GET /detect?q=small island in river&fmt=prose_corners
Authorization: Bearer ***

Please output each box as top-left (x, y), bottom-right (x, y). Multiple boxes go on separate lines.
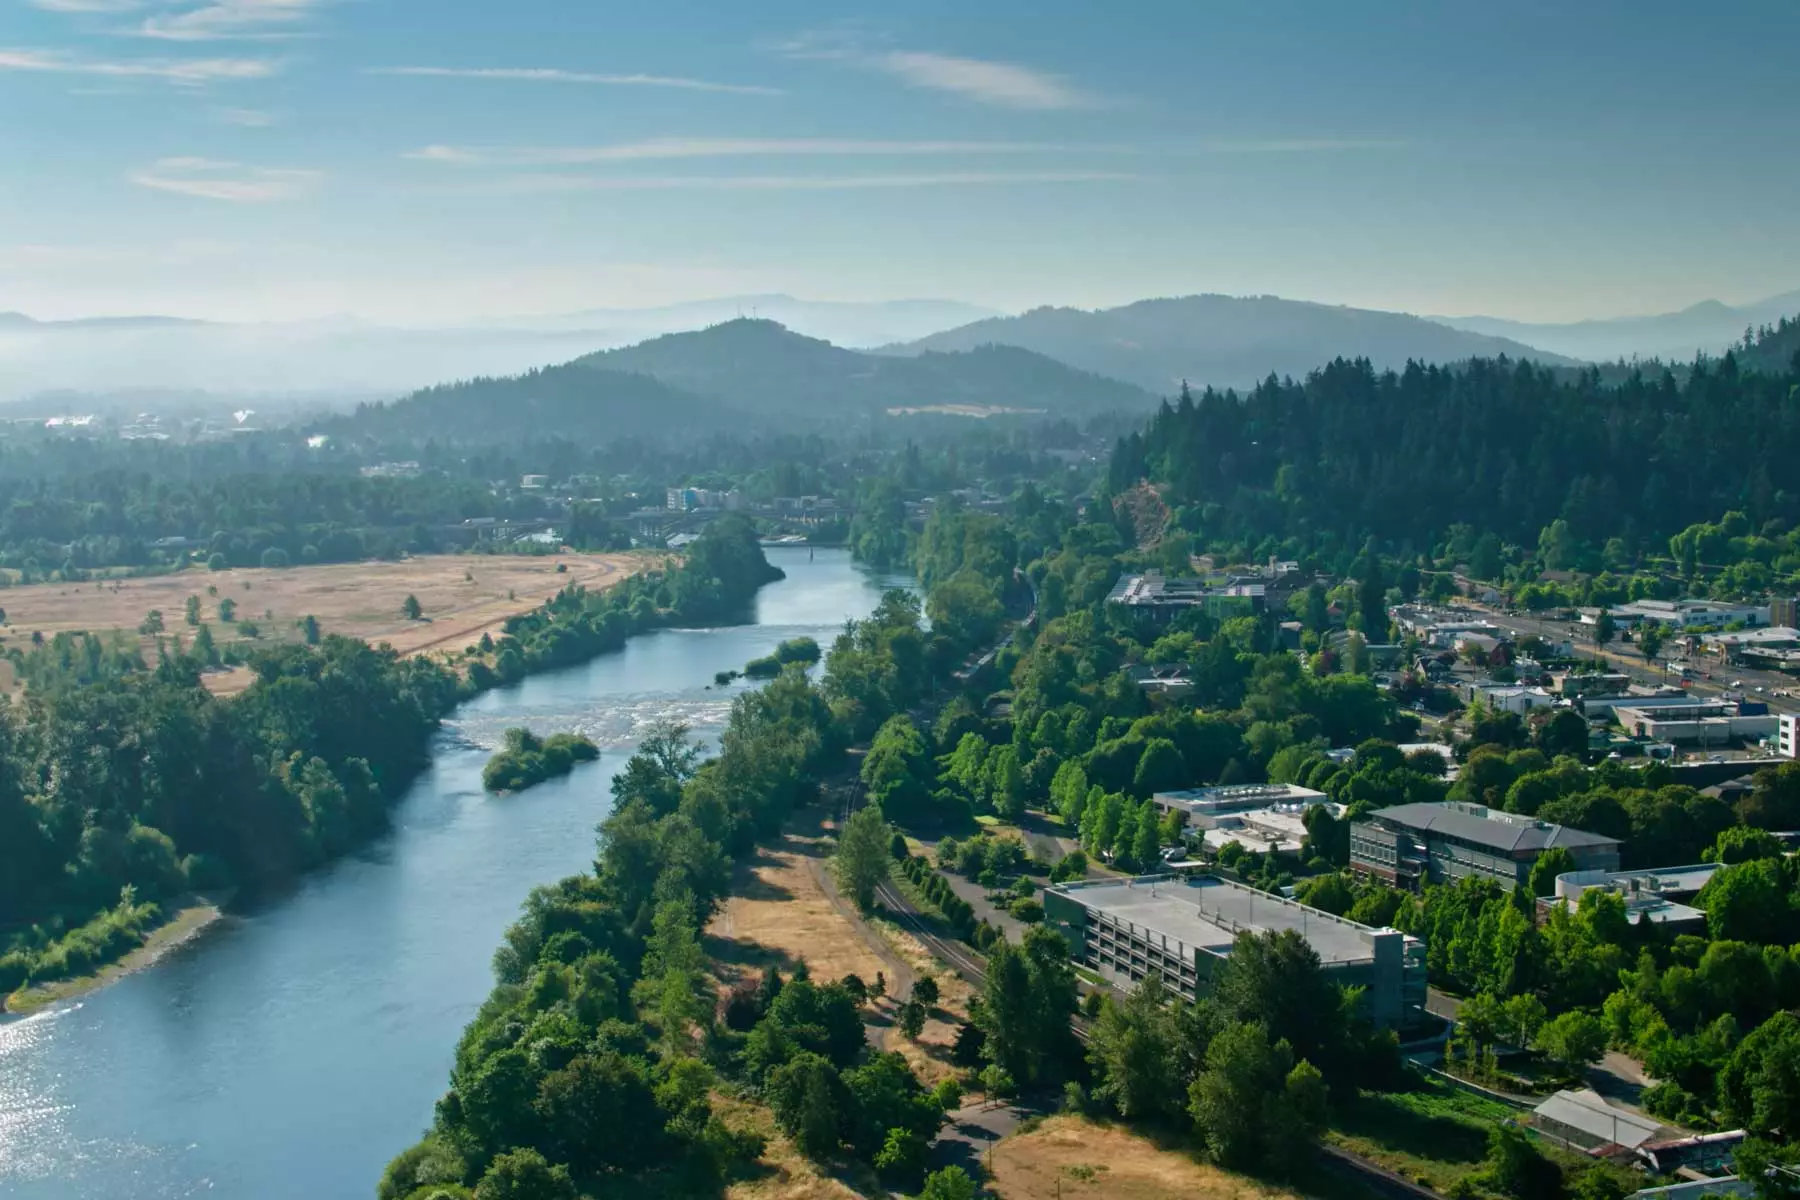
top-left (481, 728), bottom-right (600, 793)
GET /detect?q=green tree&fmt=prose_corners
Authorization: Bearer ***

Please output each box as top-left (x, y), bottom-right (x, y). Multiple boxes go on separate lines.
top-left (919, 1166), bottom-right (977, 1200)
top-left (767, 1052), bottom-right (848, 1160)
top-left (834, 802), bottom-right (893, 912)
top-left (402, 593), bottom-right (423, 620)
top-left (1709, 826), bottom-right (1784, 865)
top-left (1639, 624), bottom-right (1664, 661)
top-left (184, 594), bottom-right (201, 626)
top-left (1188, 1021), bottom-right (1297, 1168)
top-left (1594, 610), bottom-right (1616, 648)
top-left (1050, 759), bottom-right (1089, 826)
top-left (473, 1148), bottom-right (577, 1200)
top-left (1719, 1011), bottom-right (1800, 1137)
top-left (298, 614), bottom-right (321, 644)
top-left (217, 597), bottom-right (236, 623)
top-left (1087, 977), bottom-right (1189, 1122)
top-left (898, 997), bottom-right (927, 1040)
top-left (139, 609), bottom-right (164, 635)
top-left (1533, 1010), bottom-right (1606, 1075)
top-left (978, 925), bottom-right (1077, 1086)
top-left (1528, 846), bottom-right (1577, 897)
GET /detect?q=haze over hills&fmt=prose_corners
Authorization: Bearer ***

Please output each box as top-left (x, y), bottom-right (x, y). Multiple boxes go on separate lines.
top-left (498, 295), bottom-right (999, 348)
top-left (1436, 288), bottom-right (1800, 363)
top-left (327, 318), bottom-right (1156, 445)
top-left (577, 319), bottom-right (1155, 422)
top-left (887, 294), bottom-right (1577, 392)
top-left (0, 297), bottom-right (999, 408)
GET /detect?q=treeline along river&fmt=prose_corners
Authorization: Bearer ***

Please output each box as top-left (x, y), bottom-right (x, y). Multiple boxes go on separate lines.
top-left (0, 548), bottom-right (912, 1200)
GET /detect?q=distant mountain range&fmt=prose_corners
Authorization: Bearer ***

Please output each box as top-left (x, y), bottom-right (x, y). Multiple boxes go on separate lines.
top-left (886, 294), bottom-right (1577, 392)
top-left (0, 296), bottom-right (999, 407)
top-left (328, 319), bottom-right (1155, 445)
top-left (1436, 289), bottom-right (1800, 363)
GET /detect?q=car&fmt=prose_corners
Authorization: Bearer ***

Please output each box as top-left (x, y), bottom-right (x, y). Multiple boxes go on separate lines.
top-left (1731, 680), bottom-right (1746, 688)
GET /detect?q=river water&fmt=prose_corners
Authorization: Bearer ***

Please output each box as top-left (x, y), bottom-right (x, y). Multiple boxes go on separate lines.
top-left (0, 548), bottom-right (910, 1200)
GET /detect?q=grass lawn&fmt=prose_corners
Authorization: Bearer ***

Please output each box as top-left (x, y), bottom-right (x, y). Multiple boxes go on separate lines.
top-left (1326, 1074), bottom-right (1521, 1193)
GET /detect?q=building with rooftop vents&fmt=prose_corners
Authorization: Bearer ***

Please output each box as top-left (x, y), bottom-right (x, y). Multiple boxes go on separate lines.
top-left (1350, 800), bottom-right (1621, 891)
top-left (1043, 873), bottom-right (1426, 1027)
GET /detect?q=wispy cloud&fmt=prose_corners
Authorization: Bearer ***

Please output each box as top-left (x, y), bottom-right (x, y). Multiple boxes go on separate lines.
top-left (216, 105), bottom-right (276, 126)
top-left (370, 65), bottom-right (782, 95)
top-left (777, 30), bottom-right (1097, 110)
top-left (29, 0), bottom-right (143, 12)
top-left (872, 52), bottom-right (1095, 110)
top-left (0, 47), bottom-right (276, 83)
top-left (128, 156), bottom-right (319, 201)
top-left (135, 0), bottom-right (322, 41)
top-left (406, 137), bottom-right (1084, 167)
top-left (446, 171), bottom-right (1135, 196)
top-left (1193, 138), bottom-right (1409, 153)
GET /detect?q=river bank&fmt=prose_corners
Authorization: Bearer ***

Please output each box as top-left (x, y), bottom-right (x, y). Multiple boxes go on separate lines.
top-left (4, 897), bottom-right (227, 1016)
top-left (0, 547), bottom-right (912, 1200)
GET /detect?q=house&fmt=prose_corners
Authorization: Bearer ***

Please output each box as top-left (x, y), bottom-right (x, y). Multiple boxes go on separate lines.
top-left (1350, 800), bottom-right (1621, 891)
top-left (1043, 874), bottom-right (1426, 1027)
top-left (1464, 682), bottom-right (1555, 714)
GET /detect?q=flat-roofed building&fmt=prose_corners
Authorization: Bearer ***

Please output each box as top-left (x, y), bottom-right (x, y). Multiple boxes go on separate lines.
top-left (1043, 874), bottom-right (1426, 1027)
top-left (1541, 864), bottom-right (1721, 933)
top-left (1781, 713), bottom-right (1798, 759)
top-left (1151, 782), bottom-right (1326, 823)
top-left (1350, 801), bottom-right (1621, 891)
top-left (1613, 701), bottom-right (1778, 746)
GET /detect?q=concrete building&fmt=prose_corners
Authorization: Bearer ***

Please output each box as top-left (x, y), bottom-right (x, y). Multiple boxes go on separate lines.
top-left (1106, 572), bottom-right (1264, 622)
top-left (1350, 801), bottom-right (1621, 891)
top-left (1612, 701), bottom-right (1778, 747)
top-left (1774, 597), bottom-right (1799, 630)
top-left (1152, 782), bottom-right (1327, 824)
top-left (1779, 713), bottom-right (1797, 759)
top-left (1043, 874), bottom-right (1426, 1027)
top-left (1542, 864), bottom-right (1721, 932)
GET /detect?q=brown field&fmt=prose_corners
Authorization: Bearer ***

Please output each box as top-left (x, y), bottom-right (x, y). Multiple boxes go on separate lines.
top-left (714, 1094), bottom-right (876, 1200)
top-left (0, 552), bottom-right (649, 695)
top-left (989, 1117), bottom-right (1309, 1200)
top-left (706, 807), bottom-right (896, 991)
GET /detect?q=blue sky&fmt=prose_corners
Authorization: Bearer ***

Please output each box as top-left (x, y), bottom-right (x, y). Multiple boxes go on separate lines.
top-left (3, 0), bottom-right (1798, 323)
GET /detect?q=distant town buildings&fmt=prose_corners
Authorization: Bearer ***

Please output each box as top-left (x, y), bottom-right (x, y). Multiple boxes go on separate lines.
top-left (1044, 873), bottom-right (1426, 1027)
top-left (1350, 800), bottom-right (1621, 891)
top-left (666, 486), bottom-right (745, 512)
top-left (1579, 599), bottom-right (1772, 630)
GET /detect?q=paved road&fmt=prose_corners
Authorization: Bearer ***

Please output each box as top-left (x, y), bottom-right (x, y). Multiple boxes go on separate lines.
top-left (1469, 602), bottom-right (1799, 717)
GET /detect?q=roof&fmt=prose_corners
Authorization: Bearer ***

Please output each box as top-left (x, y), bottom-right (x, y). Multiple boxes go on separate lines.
top-left (1631, 1178), bottom-right (1752, 1200)
top-left (1050, 874), bottom-right (1386, 967)
top-left (1533, 1089), bottom-right (1662, 1149)
top-left (1365, 802), bottom-right (1621, 852)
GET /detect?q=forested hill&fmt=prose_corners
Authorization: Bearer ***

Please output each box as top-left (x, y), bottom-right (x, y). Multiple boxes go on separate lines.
top-left (1741, 315), bottom-right (1800, 375)
top-left (1109, 353), bottom-right (1800, 557)
top-left (891, 294), bottom-right (1577, 392)
top-left (576, 318), bottom-right (1156, 421)
top-left (325, 361), bottom-right (730, 445)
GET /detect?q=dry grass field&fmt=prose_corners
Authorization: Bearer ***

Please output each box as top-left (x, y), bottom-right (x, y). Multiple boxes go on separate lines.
top-left (0, 552), bottom-right (649, 695)
top-left (988, 1116), bottom-right (1309, 1200)
top-left (706, 807), bottom-right (894, 991)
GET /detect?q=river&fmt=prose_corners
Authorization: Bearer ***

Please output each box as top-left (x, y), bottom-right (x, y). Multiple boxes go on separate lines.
top-left (0, 548), bottom-right (911, 1200)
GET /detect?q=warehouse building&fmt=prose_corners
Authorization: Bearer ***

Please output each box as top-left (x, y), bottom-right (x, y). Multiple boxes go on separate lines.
top-left (1043, 874), bottom-right (1426, 1028)
top-left (1350, 801), bottom-right (1621, 891)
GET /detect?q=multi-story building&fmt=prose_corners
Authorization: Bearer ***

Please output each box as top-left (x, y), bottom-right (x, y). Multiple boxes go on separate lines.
top-left (1350, 801), bottom-right (1621, 891)
top-left (1780, 713), bottom-right (1798, 759)
top-left (1150, 783), bottom-right (1331, 856)
top-left (1106, 572), bottom-right (1265, 623)
top-left (1043, 874), bottom-right (1426, 1028)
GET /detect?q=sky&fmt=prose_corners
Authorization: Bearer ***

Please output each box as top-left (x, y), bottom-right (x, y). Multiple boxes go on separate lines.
top-left (2, 0), bottom-right (1798, 324)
